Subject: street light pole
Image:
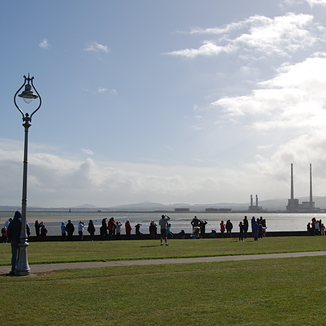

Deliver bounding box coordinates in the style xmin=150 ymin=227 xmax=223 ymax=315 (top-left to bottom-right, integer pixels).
xmin=13 ymin=74 xmax=42 ymax=276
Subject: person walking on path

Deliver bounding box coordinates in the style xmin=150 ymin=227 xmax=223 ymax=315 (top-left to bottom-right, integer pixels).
xmin=7 ymin=211 xmax=22 ymax=276
xmin=159 ymin=215 xmax=170 ymax=246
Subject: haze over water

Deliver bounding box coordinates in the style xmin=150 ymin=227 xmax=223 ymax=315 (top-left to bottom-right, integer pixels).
xmin=1 ymin=211 xmax=320 ymax=236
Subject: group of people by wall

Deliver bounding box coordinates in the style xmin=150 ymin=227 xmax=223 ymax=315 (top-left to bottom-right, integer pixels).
xmin=307 ymin=217 xmax=325 ymax=236
xmin=190 ymin=216 xmax=207 ymax=238
xmin=217 ymin=216 xmax=267 ymax=241
xmin=56 ymin=217 xmax=173 ymax=242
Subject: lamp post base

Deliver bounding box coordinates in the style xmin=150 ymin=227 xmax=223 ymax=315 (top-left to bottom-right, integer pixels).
xmin=15 ymin=242 xmax=30 ymax=276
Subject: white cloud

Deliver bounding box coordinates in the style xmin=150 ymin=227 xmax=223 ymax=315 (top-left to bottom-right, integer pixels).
xmin=213 ymin=53 xmax=326 ymax=129
xmin=165 ymin=41 xmax=235 ymax=58
xmin=81 ymin=149 xmax=94 ymax=155
xmin=166 ymin=13 xmax=320 ymax=59
xmin=84 ymin=42 xmax=110 ymax=53
xmin=39 ymin=39 xmax=51 ymax=49
xmin=0 ymin=145 xmax=259 ymax=206
xmin=97 ymin=87 xmax=108 ymax=93
xmin=305 ymin=0 xmax=326 ymax=6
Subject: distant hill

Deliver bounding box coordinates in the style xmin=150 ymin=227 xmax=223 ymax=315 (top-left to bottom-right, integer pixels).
xmin=2 ymin=196 xmax=326 ymax=212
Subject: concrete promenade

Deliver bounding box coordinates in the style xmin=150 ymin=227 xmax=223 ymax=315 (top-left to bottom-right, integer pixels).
xmin=1 ymin=251 xmax=326 ymax=276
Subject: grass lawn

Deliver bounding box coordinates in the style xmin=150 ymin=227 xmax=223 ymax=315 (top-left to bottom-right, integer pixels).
xmin=1 ymin=256 xmax=326 ymax=325
xmin=1 ymin=237 xmax=325 ymax=325
xmin=0 ymin=236 xmax=325 ymax=265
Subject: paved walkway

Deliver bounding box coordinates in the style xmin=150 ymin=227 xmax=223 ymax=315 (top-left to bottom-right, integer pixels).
xmin=1 ymin=251 xmax=326 ymax=276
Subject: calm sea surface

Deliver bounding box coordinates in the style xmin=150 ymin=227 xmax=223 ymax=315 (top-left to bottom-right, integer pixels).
xmin=0 ymin=211 xmax=322 ymax=236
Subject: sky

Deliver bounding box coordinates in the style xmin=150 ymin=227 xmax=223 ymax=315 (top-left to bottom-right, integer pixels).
xmin=2 ymin=0 xmax=326 ymax=208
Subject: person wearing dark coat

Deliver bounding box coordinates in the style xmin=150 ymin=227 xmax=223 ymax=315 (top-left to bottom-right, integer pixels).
xmin=87 ymin=220 xmax=95 ymax=241
xmin=149 ymin=221 xmax=157 ymax=239
xmin=7 ymin=211 xmax=22 ymax=275
xmin=226 ymin=220 xmax=233 ymax=238
xmin=243 ymin=216 xmax=249 ymax=239
xmin=65 ymin=220 xmax=75 ymax=241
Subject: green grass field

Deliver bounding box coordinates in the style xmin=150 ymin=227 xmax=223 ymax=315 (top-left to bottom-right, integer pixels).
xmin=0 ymin=236 xmax=325 ymax=265
xmin=1 ymin=237 xmax=325 ymax=325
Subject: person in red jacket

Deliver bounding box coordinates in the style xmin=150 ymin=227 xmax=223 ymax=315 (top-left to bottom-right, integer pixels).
xmin=107 ymin=217 xmax=116 ymax=240
xmin=125 ymin=220 xmax=132 ymax=240
xmin=220 ymin=220 xmax=225 ymax=238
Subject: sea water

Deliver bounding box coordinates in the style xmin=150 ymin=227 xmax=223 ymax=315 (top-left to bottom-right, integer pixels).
xmin=0 ymin=211 xmax=322 ymax=236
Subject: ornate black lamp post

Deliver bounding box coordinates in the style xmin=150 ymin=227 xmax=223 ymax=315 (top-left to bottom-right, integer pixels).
xmin=13 ymin=74 xmax=42 ymax=276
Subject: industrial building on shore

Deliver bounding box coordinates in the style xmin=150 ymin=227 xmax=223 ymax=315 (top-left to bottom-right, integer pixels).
xmin=286 ymin=163 xmax=320 ymax=213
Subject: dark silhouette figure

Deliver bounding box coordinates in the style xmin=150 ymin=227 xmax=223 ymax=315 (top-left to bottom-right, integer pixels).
xmin=7 ymin=211 xmax=22 ymax=275
xmin=135 ymin=223 xmax=143 ymax=239
xmin=243 ymin=216 xmax=249 ymax=239
xmin=65 ymin=220 xmax=75 ymax=241
xmin=87 ymin=220 xmax=95 ymax=241
xmin=226 ymin=220 xmax=233 ymax=238
xmin=100 ymin=218 xmax=108 ymax=240
xmin=200 ymin=220 xmax=207 ymax=238
xmin=125 ymin=220 xmax=132 ymax=239
xmin=149 ymin=220 xmax=157 ymax=239
xmin=239 ymin=222 xmax=244 ymax=241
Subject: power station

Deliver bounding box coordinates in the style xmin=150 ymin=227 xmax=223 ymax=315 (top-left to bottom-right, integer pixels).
xmin=286 ymin=163 xmax=319 ymax=212
xmin=248 ymin=194 xmax=263 ymax=212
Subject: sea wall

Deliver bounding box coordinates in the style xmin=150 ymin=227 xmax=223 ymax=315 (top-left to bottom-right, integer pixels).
xmin=27 ymin=230 xmax=310 ymax=242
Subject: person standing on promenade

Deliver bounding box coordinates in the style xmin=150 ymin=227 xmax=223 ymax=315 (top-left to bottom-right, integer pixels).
xmin=61 ymin=222 xmax=66 ymax=241
xmin=243 ymin=216 xmax=249 ymax=239
xmin=40 ymin=224 xmax=48 ymax=239
xmin=220 ymin=221 xmax=225 ymax=238
xmin=135 ymin=223 xmax=143 ymax=239
xmin=159 ymin=215 xmax=170 ymax=246
xmin=253 ymin=221 xmax=259 ymax=241
xmin=191 ymin=216 xmax=200 ymax=231
xmin=251 ymin=216 xmax=256 ymax=237
xmin=100 ymin=218 xmax=108 ymax=240
xmin=7 ymin=211 xmax=22 ymax=275
xmin=149 ymin=220 xmax=157 ymax=239
xmin=4 ymin=218 xmax=12 ymax=229
xmin=226 ymin=220 xmax=233 ymax=238
xmin=200 ymin=220 xmax=207 ymax=238
xmin=87 ymin=220 xmax=95 ymax=241
xmin=125 ymin=220 xmax=132 ymax=239
xmin=239 ymin=221 xmax=244 ymax=241
xmin=108 ymin=217 xmax=116 ymax=240
xmin=66 ymin=220 xmax=75 ymax=241
xmin=1 ymin=226 xmax=7 ymax=243
xmin=116 ymin=221 xmax=122 ymax=239
xmin=78 ymin=221 xmax=85 ymax=240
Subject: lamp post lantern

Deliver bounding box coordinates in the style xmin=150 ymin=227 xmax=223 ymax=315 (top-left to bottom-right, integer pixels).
xmin=13 ymin=74 xmax=42 ymax=276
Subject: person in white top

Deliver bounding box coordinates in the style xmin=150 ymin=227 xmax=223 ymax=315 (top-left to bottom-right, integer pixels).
xmin=159 ymin=215 xmax=170 ymax=246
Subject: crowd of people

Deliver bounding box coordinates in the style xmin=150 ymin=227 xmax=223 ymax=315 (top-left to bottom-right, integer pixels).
xmin=307 ymin=217 xmax=325 ymax=236
xmin=1 ymin=214 xmax=270 ymax=243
